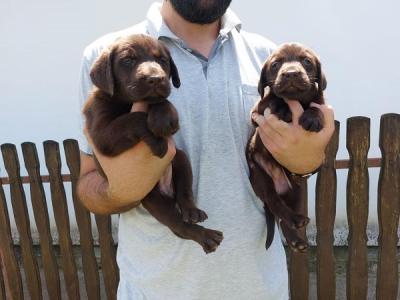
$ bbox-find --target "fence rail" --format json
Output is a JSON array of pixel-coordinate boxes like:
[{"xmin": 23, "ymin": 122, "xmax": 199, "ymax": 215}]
[{"xmin": 0, "ymin": 113, "xmax": 399, "ymax": 300}]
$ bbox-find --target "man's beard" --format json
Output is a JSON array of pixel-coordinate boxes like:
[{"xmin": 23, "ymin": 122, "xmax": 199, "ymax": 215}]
[{"xmin": 169, "ymin": 0, "xmax": 232, "ymax": 25}]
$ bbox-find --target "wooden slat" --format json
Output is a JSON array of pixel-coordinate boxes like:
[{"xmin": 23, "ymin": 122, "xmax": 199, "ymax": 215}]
[
  {"xmin": 0, "ymin": 256, "xmax": 5, "ymax": 300},
  {"xmin": 0, "ymin": 157, "xmax": 383, "ymax": 185},
  {"xmin": 335, "ymin": 157, "xmax": 381, "ymax": 169},
  {"xmin": 95, "ymin": 215, "xmax": 118, "ymax": 300},
  {"xmin": 0, "ymin": 179, "xmax": 23, "ymax": 300},
  {"xmin": 64, "ymin": 139, "xmax": 100, "ymax": 300},
  {"xmin": 21, "ymin": 142, "xmax": 62, "ymax": 300},
  {"xmin": 1, "ymin": 144, "xmax": 42, "ymax": 300},
  {"xmin": 376, "ymin": 113, "xmax": 400, "ymax": 300},
  {"xmin": 315, "ymin": 120, "xmax": 339, "ymax": 300},
  {"xmin": 289, "ymin": 178, "xmax": 309, "ymax": 300},
  {"xmin": 346, "ymin": 117, "xmax": 370, "ymax": 300},
  {"xmin": 43, "ymin": 140, "xmax": 80, "ymax": 300}
]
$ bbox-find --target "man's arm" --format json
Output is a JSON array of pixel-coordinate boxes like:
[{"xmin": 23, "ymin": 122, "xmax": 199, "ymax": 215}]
[
  {"xmin": 252, "ymin": 100, "xmax": 335, "ymax": 174},
  {"xmin": 77, "ymin": 138, "xmax": 175, "ymax": 215}
]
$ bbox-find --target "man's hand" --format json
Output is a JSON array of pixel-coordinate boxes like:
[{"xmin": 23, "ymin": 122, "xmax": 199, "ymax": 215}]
[{"xmin": 252, "ymin": 100, "xmax": 335, "ymax": 175}]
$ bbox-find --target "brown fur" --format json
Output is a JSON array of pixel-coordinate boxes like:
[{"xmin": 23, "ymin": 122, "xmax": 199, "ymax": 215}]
[
  {"xmin": 83, "ymin": 34, "xmax": 223, "ymax": 253},
  {"xmin": 246, "ymin": 43, "xmax": 327, "ymax": 252}
]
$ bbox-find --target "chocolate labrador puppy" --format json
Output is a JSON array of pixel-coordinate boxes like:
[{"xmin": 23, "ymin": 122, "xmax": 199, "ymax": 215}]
[
  {"xmin": 246, "ymin": 43, "xmax": 327, "ymax": 252},
  {"xmin": 83, "ymin": 34, "xmax": 223, "ymax": 253}
]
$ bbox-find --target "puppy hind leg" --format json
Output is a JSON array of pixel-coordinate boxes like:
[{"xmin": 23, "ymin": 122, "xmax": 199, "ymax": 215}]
[
  {"xmin": 172, "ymin": 149, "xmax": 207, "ymax": 224},
  {"xmin": 249, "ymin": 162, "xmax": 306, "ymax": 229},
  {"xmin": 281, "ymin": 182, "xmax": 310, "ymax": 229},
  {"xmin": 142, "ymin": 189, "xmax": 223, "ymax": 254},
  {"xmin": 280, "ymin": 220, "xmax": 308, "ymax": 253}
]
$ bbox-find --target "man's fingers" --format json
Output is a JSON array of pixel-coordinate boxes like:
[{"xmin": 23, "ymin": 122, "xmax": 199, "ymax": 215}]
[
  {"xmin": 264, "ymin": 108, "xmax": 290, "ymax": 134},
  {"xmin": 253, "ymin": 110, "xmax": 290, "ymax": 136},
  {"xmin": 251, "ymin": 112, "xmax": 266, "ymax": 127},
  {"xmin": 252, "ymin": 112, "xmax": 285, "ymax": 144},
  {"xmin": 285, "ymin": 100, "xmax": 304, "ymax": 125}
]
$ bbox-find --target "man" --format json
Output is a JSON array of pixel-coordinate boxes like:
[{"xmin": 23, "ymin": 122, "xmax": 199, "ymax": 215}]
[{"xmin": 77, "ymin": 1, "xmax": 334, "ymax": 299}]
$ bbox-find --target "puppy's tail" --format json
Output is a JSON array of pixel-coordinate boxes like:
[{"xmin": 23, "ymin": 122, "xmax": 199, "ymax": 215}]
[{"xmin": 264, "ymin": 205, "xmax": 275, "ymax": 250}]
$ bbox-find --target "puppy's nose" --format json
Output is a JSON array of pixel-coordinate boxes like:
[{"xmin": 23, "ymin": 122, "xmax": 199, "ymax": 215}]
[
  {"xmin": 282, "ymin": 70, "xmax": 301, "ymax": 79},
  {"xmin": 146, "ymin": 75, "xmax": 165, "ymax": 86}
]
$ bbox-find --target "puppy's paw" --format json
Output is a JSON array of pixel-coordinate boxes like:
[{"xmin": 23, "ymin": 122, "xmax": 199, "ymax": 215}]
[
  {"xmin": 198, "ymin": 229, "xmax": 224, "ymax": 254},
  {"xmin": 292, "ymin": 214, "xmax": 310, "ymax": 229},
  {"xmin": 299, "ymin": 107, "xmax": 324, "ymax": 132},
  {"xmin": 282, "ymin": 214, "xmax": 309, "ymax": 229},
  {"xmin": 288, "ymin": 237, "xmax": 309, "ymax": 253},
  {"xmin": 180, "ymin": 206, "xmax": 208, "ymax": 224},
  {"xmin": 144, "ymin": 136, "xmax": 168, "ymax": 158},
  {"xmin": 147, "ymin": 115, "xmax": 179, "ymax": 137}
]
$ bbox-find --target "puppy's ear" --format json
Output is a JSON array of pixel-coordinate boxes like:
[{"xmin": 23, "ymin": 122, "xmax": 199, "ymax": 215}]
[
  {"xmin": 159, "ymin": 40, "xmax": 181, "ymax": 88},
  {"xmin": 169, "ymin": 56, "xmax": 181, "ymax": 88},
  {"xmin": 257, "ymin": 63, "xmax": 269, "ymax": 98},
  {"xmin": 316, "ymin": 59, "xmax": 327, "ymax": 94},
  {"xmin": 90, "ymin": 48, "xmax": 114, "ymax": 96}
]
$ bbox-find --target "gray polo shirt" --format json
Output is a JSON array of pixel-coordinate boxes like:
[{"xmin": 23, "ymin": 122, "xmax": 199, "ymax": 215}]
[{"xmin": 78, "ymin": 3, "xmax": 288, "ymax": 299}]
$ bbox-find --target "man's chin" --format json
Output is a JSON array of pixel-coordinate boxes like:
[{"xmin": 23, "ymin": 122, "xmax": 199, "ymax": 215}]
[{"xmin": 169, "ymin": 0, "xmax": 232, "ymax": 25}]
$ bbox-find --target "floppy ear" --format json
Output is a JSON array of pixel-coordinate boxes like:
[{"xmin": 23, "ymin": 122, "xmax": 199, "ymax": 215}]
[
  {"xmin": 90, "ymin": 48, "xmax": 114, "ymax": 96},
  {"xmin": 158, "ymin": 40, "xmax": 181, "ymax": 88},
  {"xmin": 316, "ymin": 59, "xmax": 327, "ymax": 94},
  {"xmin": 257, "ymin": 64, "xmax": 269, "ymax": 98},
  {"xmin": 169, "ymin": 56, "xmax": 181, "ymax": 88}
]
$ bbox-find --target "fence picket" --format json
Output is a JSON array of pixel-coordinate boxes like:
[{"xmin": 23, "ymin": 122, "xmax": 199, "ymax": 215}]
[
  {"xmin": 0, "ymin": 256, "xmax": 5, "ymax": 300},
  {"xmin": 315, "ymin": 121, "xmax": 339, "ymax": 300},
  {"xmin": 21, "ymin": 142, "xmax": 62, "ymax": 300},
  {"xmin": 0, "ymin": 179, "xmax": 23, "ymax": 300},
  {"xmin": 95, "ymin": 215, "xmax": 119, "ymax": 300},
  {"xmin": 43, "ymin": 141, "xmax": 80, "ymax": 300},
  {"xmin": 376, "ymin": 113, "xmax": 400, "ymax": 300},
  {"xmin": 64, "ymin": 139, "xmax": 101, "ymax": 300},
  {"xmin": 289, "ymin": 179, "xmax": 309, "ymax": 300},
  {"xmin": 346, "ymin": 117, "xmax": 370, "ymax": 300},
  {"xmin": 1, "ymin": 144, "xmax": 42, "ymax": 300}
]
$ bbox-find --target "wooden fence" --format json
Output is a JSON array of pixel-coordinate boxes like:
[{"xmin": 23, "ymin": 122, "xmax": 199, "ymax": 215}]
[{"xmin": 0, "ymin": 113, "xmax": 399, "ymax": 300}]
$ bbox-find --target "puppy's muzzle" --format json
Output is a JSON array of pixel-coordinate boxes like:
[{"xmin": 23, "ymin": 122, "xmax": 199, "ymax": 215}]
[
  {"xmin": 281, "ymin": 70, "xmax": 302, "ymax": 80},
  {"xmin": 145, "ymin": 75, "xmax": 167, "ymax": 86}
]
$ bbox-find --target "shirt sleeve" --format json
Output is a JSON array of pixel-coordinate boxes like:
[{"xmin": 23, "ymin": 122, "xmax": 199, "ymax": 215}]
[{"xmin": 77, "ymin": 53, "xmax": 94, "ymax": 155}]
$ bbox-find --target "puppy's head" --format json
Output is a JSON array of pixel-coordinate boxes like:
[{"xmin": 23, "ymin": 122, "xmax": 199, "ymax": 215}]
[
  {"xmin": 258, "ymin": 43, "xmax": 327, "ymax": 105},
  {"xmin": 90, "ymin": 34, "xmax": 180, "ymax": 103}
]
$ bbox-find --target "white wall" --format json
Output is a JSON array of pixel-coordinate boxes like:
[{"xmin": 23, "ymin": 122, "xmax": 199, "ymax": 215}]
[{"xmin": 1, "ymin": 0, "xmax": 399, "ymax": 245}]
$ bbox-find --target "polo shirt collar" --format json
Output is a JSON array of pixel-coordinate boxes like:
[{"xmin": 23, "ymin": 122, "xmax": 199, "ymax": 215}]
[{"xmin": 146, "ymin": 2, "xmax": 242, "ymax": 40}]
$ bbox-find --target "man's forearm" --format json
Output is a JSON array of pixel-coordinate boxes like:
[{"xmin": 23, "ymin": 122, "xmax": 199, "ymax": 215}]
[{"xmin": 77, "ymin": 170, "xmax": 141, "ymax": 215}]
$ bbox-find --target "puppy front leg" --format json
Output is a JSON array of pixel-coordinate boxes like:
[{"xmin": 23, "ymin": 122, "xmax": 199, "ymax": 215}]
[
  {"xmin": 299, "ymin": 106, "xmax": 324, "ymax": 132},
  {"xmin": 267, "ymin": 96, "xmax": 292, "ymax": 123},
  {"xmin": 147, "ymin": 100, "xmax": 179, "ymax": 137},
  {"xmin": 90, "ymin": 112, "xmax": 150, "ymax": 156},
  {"xmin": 172, "ymin": 149, "xmax": 208, "ymax": 224}
]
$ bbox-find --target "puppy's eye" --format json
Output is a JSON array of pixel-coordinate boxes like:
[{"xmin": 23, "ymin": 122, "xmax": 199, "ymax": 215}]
[
  {"xmin": 122, "ymin": 58, "xmax": 136, "ymax": 66},
  {"xmin": 271, "ymin": 61, "xmax": 280, "ymax": 70},
  {"xmin": 302, "ymin": 58, "xmax": 313, "ymax": 68},
  {"xmin": 159, "ymin": 57, "xmax": 169, "ymax": 64}
]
